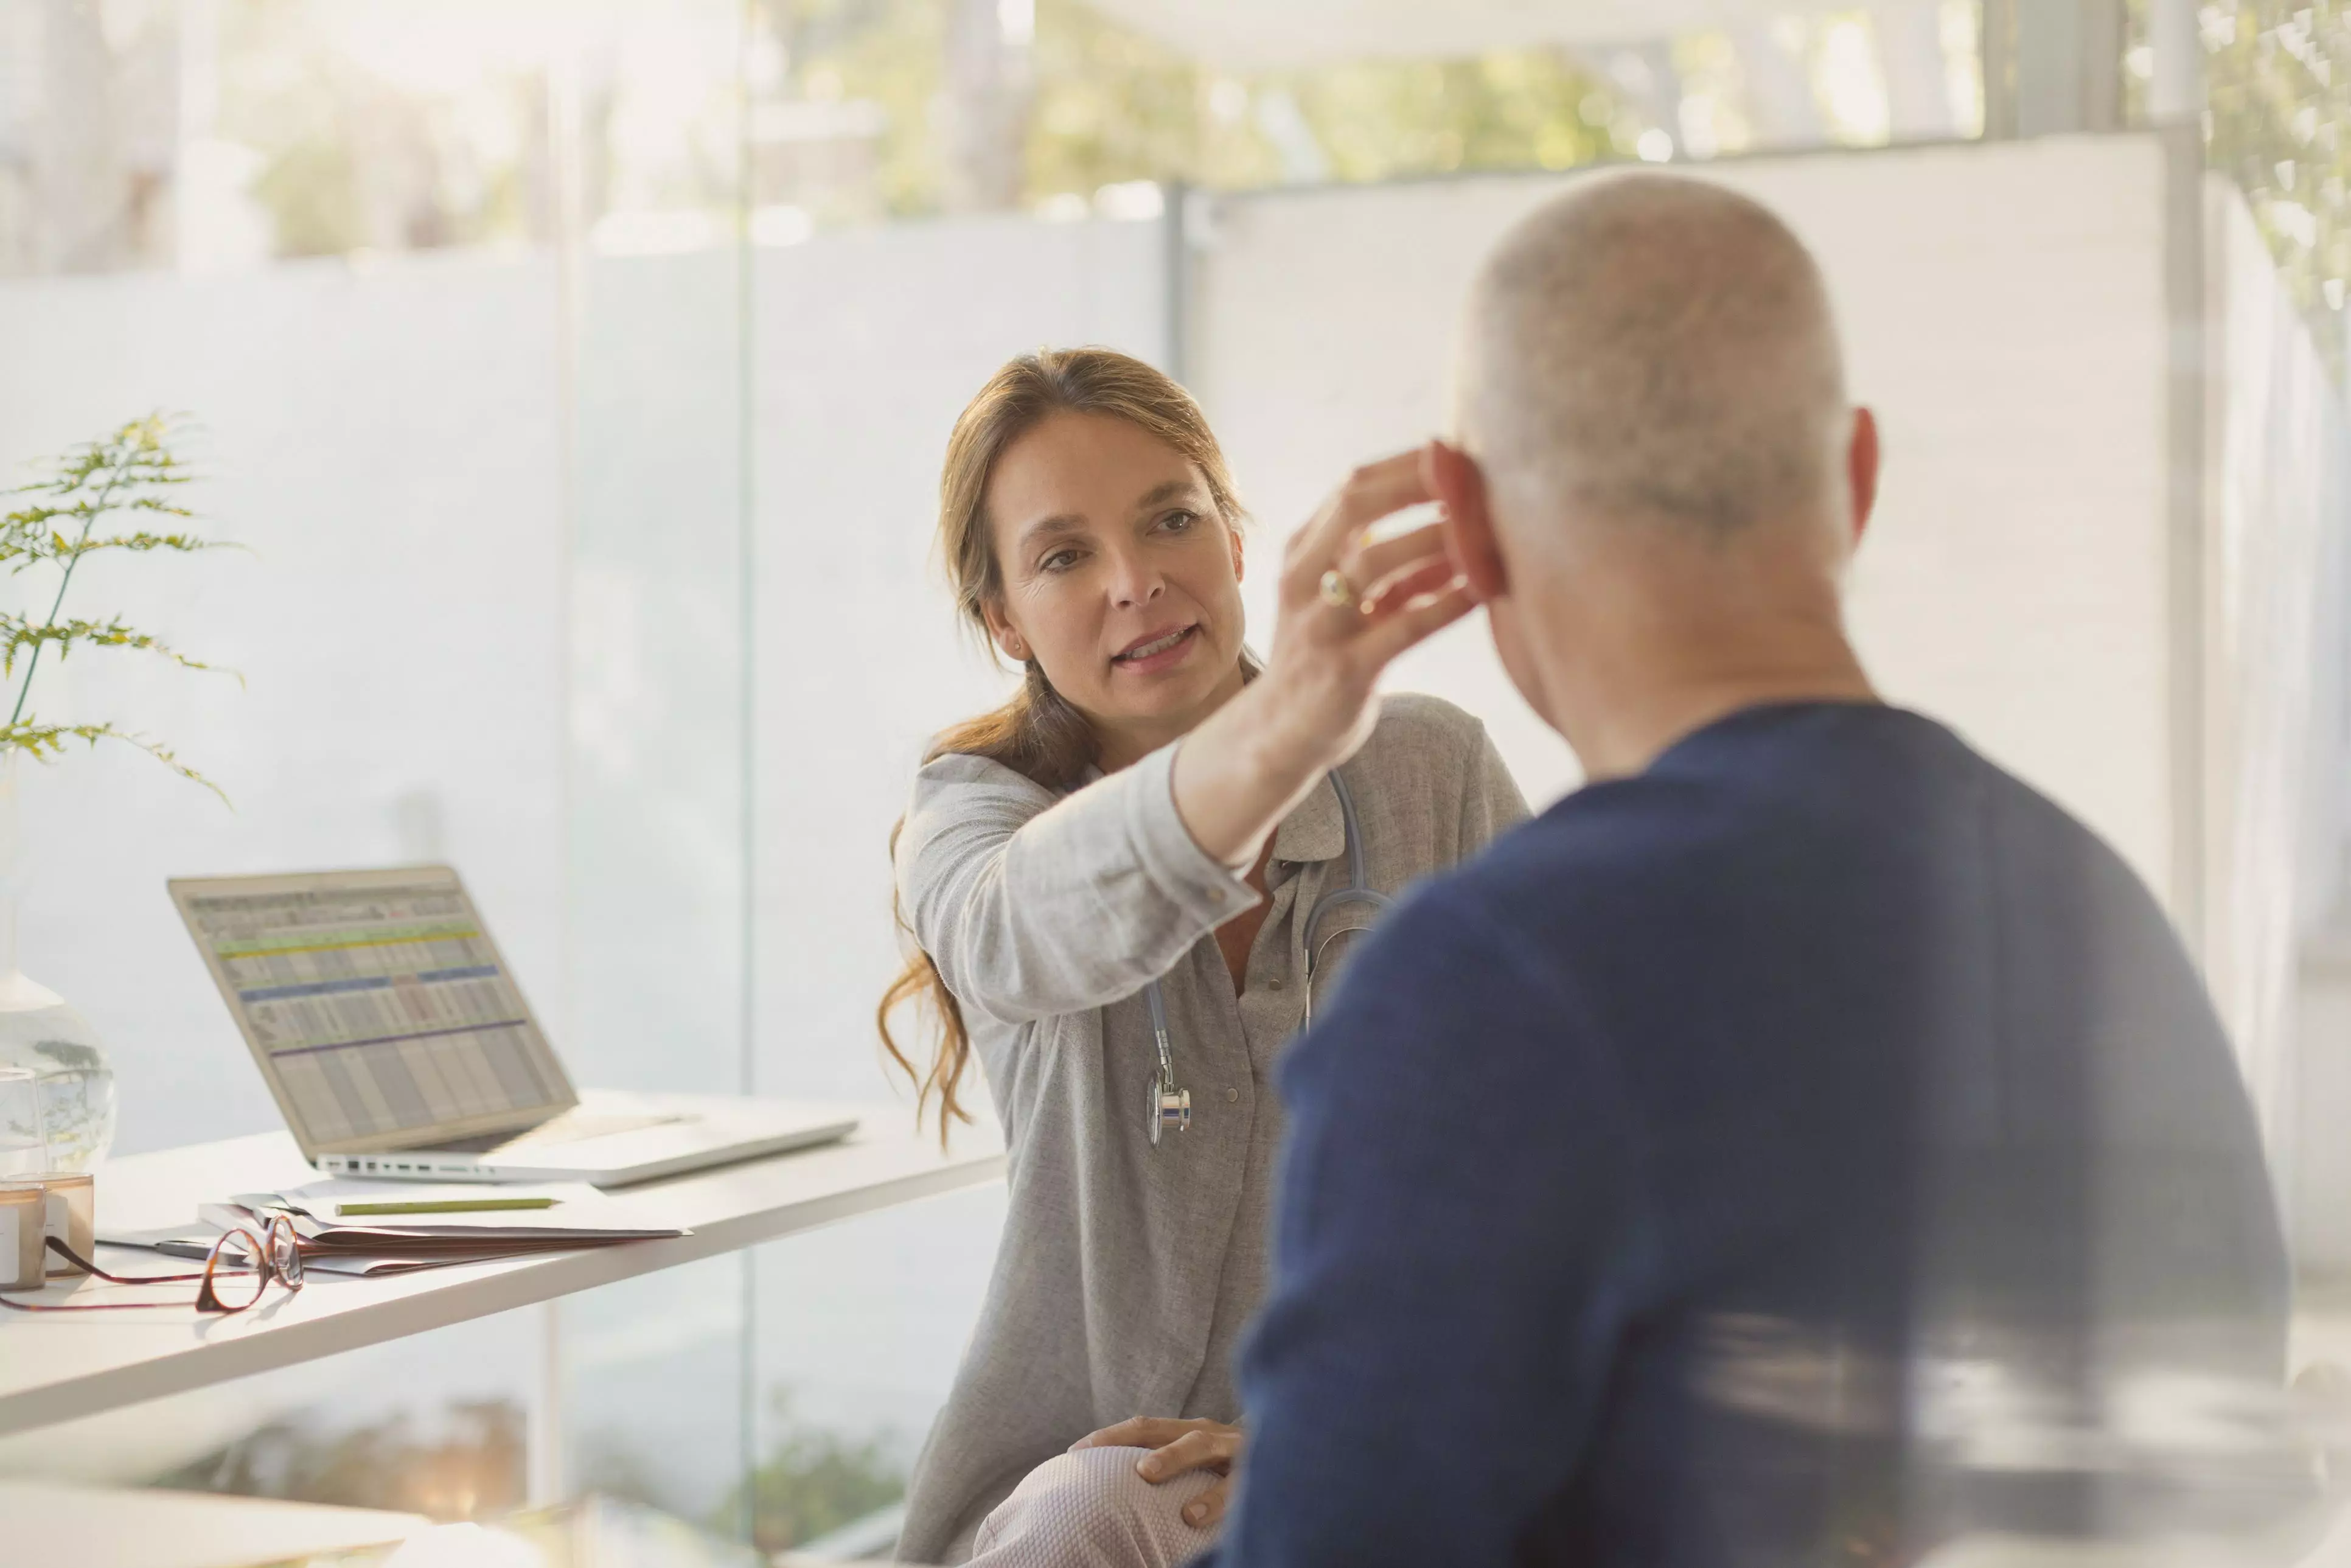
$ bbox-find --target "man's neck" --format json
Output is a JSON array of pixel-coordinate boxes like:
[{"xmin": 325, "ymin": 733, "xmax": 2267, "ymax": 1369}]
[
  {"xmin": 1561, "ymin": 642, "xmax": 1877, "ymax": 781},
  {"xmin": 1536, "ymin": 558, "xmax": 1878, "ymax": 780}
]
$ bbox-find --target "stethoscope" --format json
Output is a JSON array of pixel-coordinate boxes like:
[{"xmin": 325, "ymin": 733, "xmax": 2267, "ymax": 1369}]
[{"xmin": 1144, "ymin": 768, "xmax": 1389, "ymax": 1146}]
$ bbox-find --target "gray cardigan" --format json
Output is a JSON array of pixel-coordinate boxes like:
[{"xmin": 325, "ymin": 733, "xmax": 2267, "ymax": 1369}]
[{"xmin": 893, "ymin": 694, "xmax": 1529, "ymax": 1564}]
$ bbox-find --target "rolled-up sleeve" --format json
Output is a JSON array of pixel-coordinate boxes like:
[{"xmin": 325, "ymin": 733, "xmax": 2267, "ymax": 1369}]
[{"xmin": 897, "ymin": 742, "xmax": 1258, "ymax": 1026}]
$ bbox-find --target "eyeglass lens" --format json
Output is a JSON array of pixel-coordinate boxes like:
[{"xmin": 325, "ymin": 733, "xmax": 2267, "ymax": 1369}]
[
  {"xmin": 196, "ymin": 1218, "xmax": 304, "ymax": 1314},
  {"xmin": 1, "ymin": 1215, "xmax": 304, "ymax": 1314}
]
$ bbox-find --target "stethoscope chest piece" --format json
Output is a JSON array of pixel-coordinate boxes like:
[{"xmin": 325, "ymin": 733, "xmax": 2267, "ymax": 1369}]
[
  {"xmin": 1137, "ymin": 768, "xmax": 1389, "ymax": 1149},
  {"xmin": 1150, "ymin": 1082, "xmax": 1191, "ymax": 1146}
]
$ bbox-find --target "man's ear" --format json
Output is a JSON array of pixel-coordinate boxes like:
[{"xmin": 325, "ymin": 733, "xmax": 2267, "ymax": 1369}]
[
  {"xmin": 1423, "ymin": 438, "xmax": 1507, "ymax": 603},
  {"xmin": 980, "ymin": 595, "xmax": 1031, "ymax": 664},
  {"xmin": 1847, "ymin": 406, "xmax": 1881, "ymax": 546}
]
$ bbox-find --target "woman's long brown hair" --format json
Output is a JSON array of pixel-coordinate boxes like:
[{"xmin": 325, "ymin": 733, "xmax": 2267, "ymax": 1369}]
[{"xmin": 879, "ymin": 347, "xmax": 1245, "ymax": 1146}]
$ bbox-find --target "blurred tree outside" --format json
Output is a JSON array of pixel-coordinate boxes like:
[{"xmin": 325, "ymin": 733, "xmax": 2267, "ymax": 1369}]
[
  {"xmin": 232, "ymin": 5, "xmax": 552, "ymax": 258},
  {"xmin": 142, "ymin": 1384, "xmax": 907, "ymax": 1552},
  {"xmin": 9, "ymin": 0, "xmax": 2351, "ymax": 373},
  {"xmin": 0, "ymin": 0, "xmax": 2025, "ymax": 270},
  {"xmin": 753, "ymin": 0, "xmax": 946, "ymax": 226},
  {"xmin": 1, "ymin": 0, "xmax": 1639, "ymax": 267},
  {"xmin": 0, "ymin": 0, "xmax": 178, "ymax": 274},
  {"xmin": 148, "ymin": 1398, "xmax": 527, "ymax": 1522},
  {"xmin": 772, "ymin": 0, "xmax": 1627, "ymax": 217},
  {"xmin": 715, "ymin": 1389, "xmax": 906, "ymax": 1555},
  {"xmin": 2198, "ymin": 1, "xmax": 2351, "ymax": 375},
  {"xmin": 563, "ymin": 1382, "xmax": 906, "ymax": 1553}
]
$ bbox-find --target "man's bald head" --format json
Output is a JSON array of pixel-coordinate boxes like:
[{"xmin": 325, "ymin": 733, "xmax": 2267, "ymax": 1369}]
[{"xmin": 1458, "ymin": 172, "xmax": 1850, "ymax": 543}]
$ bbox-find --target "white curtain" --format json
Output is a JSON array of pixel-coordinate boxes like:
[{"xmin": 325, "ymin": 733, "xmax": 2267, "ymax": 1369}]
[{"xmin": 2206, "ymin": 178, "xmax": 2351, "ymax": 1227}]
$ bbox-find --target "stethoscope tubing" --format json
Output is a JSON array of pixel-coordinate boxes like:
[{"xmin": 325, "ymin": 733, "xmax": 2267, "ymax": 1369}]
[{"xmin": 1146, "ymin": 769, "xmax": 1390, "ymax": 1145}]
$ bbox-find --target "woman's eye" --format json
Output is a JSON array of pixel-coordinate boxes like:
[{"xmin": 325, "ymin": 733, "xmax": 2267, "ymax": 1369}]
[
  {"xmin": 1157, "ymin": 509, "xmax": 1198, "ymax": 534},
  {"xmin": 1041, "ymin": 549, "xmax": 1082, "ymax": 573}
]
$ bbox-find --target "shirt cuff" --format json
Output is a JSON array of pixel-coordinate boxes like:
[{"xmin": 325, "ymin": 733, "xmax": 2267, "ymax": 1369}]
[{"xmin": 1124, "ymin": 740, "xmax": 1259, "ymax": 922}]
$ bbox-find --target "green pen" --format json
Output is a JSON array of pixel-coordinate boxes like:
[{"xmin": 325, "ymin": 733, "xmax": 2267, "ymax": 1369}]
[{"xmin": 335, "ymin": 1196, "xmax": 560, "ymax": 1217}]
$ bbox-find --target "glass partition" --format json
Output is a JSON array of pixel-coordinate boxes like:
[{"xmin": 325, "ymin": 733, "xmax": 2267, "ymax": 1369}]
[
  {"xmin": 9, "ymin": 0, "xmax": 2350, "ymax": 1556},
  {"xmin": 0, "ymin": 0, "xmax": 769, "ymax": 1528}
]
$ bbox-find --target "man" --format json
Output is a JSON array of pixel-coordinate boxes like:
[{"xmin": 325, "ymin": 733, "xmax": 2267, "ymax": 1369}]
[{"xmin": 1205, "ymin": 173, "xmax": 2291, "ymax": 1566}]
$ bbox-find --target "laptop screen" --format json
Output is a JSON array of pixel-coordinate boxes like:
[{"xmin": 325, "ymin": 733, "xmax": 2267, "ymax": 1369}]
[{"xmin": 170, "ymin": 866, "xmax": 576, "ymax": 1156}]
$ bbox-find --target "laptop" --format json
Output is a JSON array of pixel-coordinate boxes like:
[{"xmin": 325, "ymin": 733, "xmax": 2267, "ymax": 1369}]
[{"xmin": 169, "ymin": 865, "xmax": 857, "ymax": 1186}]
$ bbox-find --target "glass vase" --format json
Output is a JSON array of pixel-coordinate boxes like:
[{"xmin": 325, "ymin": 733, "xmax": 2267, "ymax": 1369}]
[{"xmin": 0, "ymin": 753, "xmax": 117, "ymax": 1171}]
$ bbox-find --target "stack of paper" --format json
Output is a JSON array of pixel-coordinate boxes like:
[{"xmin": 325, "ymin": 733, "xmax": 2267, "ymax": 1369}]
[{"xmin": 105, "ymin": 1180, "xmax": 691, "ymax": 1278}]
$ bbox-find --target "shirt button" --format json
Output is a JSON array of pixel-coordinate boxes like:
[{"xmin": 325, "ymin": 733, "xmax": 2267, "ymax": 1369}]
[
  {"xmin": 1227, "ymin": 1089, "xmax": 1239, "ymax": 1102},
  {"xmin": 1210, "ymin": 889, "xmax": 1225, "ymax": 904},
  {"xmin": 1267, "ymin": 978, "xmax": 1283, "ymax": 991}
]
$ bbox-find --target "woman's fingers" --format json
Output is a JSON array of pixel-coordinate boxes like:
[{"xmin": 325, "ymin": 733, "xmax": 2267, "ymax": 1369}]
[
  {"xmin": 1071, "ymin": 1415, "xmax": 1188, "ymax": 1452},
  {"xmin": 1182, "ymin": 1474, "xmax": 1233, "ymax": 1530},
  {"xmin": 1359, "ymin": 556, "xmax": 1463, "ymax": 619},
  {"xmin": 1280, "ymin": 453, "xmax": 1433, "ymax": 605},
  {"xmin": 1073, "ymin": 1417, "xmax": 1237, "ymax": 1530},
  {"xmin": 1360, "ymin": 577, "xmax": 1480, "ymax": 664},
  {"xmin": 1337, "ymin": 519, "xmax": 1448, "ymax": 598},
  {"xmin": 1136, "ymin": 1426, "xmax": 1239, "ymax": 1480},
  {"xmin": 1235, "ymin": 445, "xmax": 1470, "ymax": 797}
]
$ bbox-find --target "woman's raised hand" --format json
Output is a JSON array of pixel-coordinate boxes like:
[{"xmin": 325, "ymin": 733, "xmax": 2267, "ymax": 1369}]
[
  {"xmin": 1263, "ymin": 448, "xmax": 1479, "ymax": 770},
  {"xmin": 1070, "ymin": 1415, "xmax": 1245, "ymax": 1530},
  {"xmin": 1171, "ymin": 447, "xmax": 1477, "ymax": 869}
]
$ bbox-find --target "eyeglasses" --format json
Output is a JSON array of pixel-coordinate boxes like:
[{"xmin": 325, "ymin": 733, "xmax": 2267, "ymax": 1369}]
[{"xmin": 0, "ymin": 1214, "xmax": 305, "ymax": 1315}]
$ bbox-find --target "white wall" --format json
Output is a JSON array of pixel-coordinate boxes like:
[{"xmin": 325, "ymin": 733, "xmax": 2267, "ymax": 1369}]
[
  {"xmin": 0, "ymin": 251, "xmax": 573, "ymax": 1488},
  {"xmin": 0, "ymin": 251, "xmax": 568, "ymax": 1158},
  {"xmin": 750, "ymin": 212, "xmax": 1169, "ymax": 1104},
  {"xmin": 1195, "ymin": 136, "xmax": 2181, "ymax": 912},
  {"xmin": 2204, "ymin": 184, "xmax": 2346, "ymax": 1211}
]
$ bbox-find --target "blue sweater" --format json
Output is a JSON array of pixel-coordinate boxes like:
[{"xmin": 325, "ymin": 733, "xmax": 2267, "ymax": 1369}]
[{"xmin": 1205, "ymin": 703, "xmax": 2288, "ymax": 1568}]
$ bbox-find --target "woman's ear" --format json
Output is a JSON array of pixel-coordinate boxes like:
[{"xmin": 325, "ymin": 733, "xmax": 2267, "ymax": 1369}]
[
  {"xmin": 1227, "ymin": 516, "xmax": 1245, "ymax": 584},
  {"xmin": 980, "ymin": 596, "xmax": 1031, "ymax": 664}
]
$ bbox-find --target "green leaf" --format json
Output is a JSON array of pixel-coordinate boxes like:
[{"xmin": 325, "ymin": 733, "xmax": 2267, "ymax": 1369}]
[
  {"xmin": 2, "ymin": 412, "xmax": 242, "ymax": 792},
  {"xmin": 0, "ymin": 720, "xmax": 230, "ymax": 806},
  {"xmin": 0, "ymin": 613, "xmax": 240, "ymax": 683}
]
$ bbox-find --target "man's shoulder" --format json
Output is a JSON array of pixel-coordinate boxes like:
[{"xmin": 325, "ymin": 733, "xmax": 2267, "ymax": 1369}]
[
  {"xmin": 1399, "ymin": 717, "xmax": 1965, "ymax": 950},
  {"xmin": 1344, "ymin": 787, "xmax": 1691, "ymax": 1016},
  {"xmin": 1429, "ymin": 767, "xmax": 1743, "ymax": 922},
  {"xmin": 1419, "ymin": 703, "xmax": 2180, "ymax": 975}
]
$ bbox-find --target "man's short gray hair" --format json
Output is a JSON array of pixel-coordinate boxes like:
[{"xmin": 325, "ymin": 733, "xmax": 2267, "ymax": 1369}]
[{"xmin": 1459, "ymin": 172, "xmax": 1849, "ymax": 538}]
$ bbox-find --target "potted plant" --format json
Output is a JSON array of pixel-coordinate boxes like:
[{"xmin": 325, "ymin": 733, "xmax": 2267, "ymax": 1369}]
[{"xmin": 1, "ymin": 416, "xmax": 232, "ymax": 1171}]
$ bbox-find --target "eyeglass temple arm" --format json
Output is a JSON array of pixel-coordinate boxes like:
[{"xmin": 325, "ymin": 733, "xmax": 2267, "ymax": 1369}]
[{"xmin": 42, "ymin": 1235, "xmax": 212, "ymax": 1284}]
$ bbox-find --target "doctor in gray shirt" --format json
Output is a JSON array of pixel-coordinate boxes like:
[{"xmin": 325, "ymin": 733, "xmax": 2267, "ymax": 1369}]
[{"xmin": 883, "ymin": 347, "xmax": 1527, "ymax": 1564}]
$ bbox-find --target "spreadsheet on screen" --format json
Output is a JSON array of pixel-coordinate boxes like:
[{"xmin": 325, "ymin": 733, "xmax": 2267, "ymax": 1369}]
[{"xmin": 182, "ymin": 879, "xmax": 563, "ymax": 1143}]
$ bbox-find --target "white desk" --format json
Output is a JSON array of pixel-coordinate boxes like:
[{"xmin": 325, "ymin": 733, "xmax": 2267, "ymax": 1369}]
[
  {"xmin": 0, "ymin": 1106, "xmax": 1004, "ymax": 1435},
  {"xmin": 0, "ymin": 1479, "xmax": 426, "ymax": 1568}
]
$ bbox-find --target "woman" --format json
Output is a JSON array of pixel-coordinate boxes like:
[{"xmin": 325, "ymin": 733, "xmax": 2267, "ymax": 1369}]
[{"xmin": 883, "ymin": 347, "xmax": 1528, "ymax": 1564}]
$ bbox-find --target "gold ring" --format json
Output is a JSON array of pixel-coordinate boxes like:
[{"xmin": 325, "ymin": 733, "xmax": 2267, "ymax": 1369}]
[{"xmin": 1318, "ymin": 568, "xmax": 1359, "ymax": 611}]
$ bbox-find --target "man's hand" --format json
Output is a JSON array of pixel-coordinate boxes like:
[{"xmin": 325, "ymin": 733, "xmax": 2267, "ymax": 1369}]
[{"xmin": 1070, "ymin": 1415, "xmax": 1245, "ymax": 1529}]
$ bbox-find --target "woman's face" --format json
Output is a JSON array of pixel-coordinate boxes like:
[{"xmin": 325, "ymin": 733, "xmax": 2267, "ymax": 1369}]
[{"xmin": 981, "ymin": 410, "xmax": 1247, "ymax": 765}]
